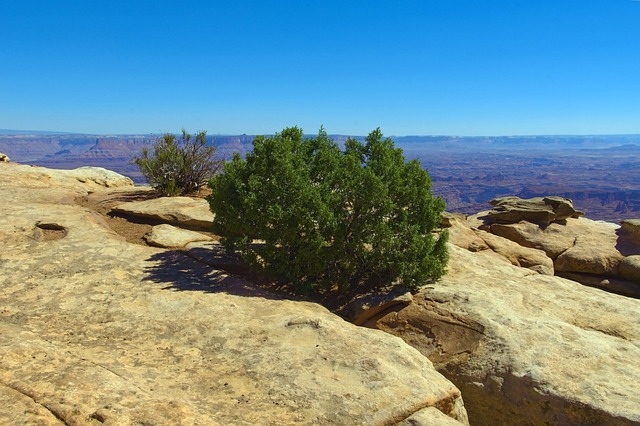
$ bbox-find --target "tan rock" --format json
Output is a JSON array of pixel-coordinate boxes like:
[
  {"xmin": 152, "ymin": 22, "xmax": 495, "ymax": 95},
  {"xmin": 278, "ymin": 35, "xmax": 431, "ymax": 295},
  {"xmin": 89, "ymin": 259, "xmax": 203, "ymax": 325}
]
[
  {"xmin": 348, "ymin": 289, "xmax": 414, "ymax": 326},
  {"xmin": 474, "ymin": 229, "xmax": 554, "ymax": 275},
  {"xmin": 144, "ymin": 223, "xmax": 212, "ymax": 248},
  {"xmin": 397, "ymin": 406, "xmax": 468, "ymax": 425},
  {"xmin": 490, "ymin": 221, "xmax": 575, "ymax": 259},
  {"xmin": 113, "ymin": 196, "xmax": 213, "ymax": 230},
  {"xmin": 441, "ymin": 212, "xmax": 467, "ymax": 227},
  {"xmin": 448, "ymin": 221, "xmax": 489, "ymax": 252},
  {"xmin": 618, "ymin": 255, "xmax": 640, "ymax": 281},
  {"xmin": 486, "ymin": 196, "xmax": 583, "ymax": 224},
  {"xmin": 0, "ymin": 152, "xmax": 9, "ymax": 162},
  {"xmin": 554, "ymin": 221, "xmax": 623, "ymax": 275},
  {"xmin": 491, "ymin": 218, "xmax": 629, "ymax": 277},
  {"xmin": 557, "ymin": 271, "xmax": 640, "ymax": 298},
  {"xmin": 0, "ymin": 164, "xmax": 469, "ymax": 425},
  {"xmin": 376, "ymin": 244, "xmax": 640, "ymax": 425},
  {"xmin": 620, "ymin": 219, "xmax": 640, "ymax": 241}
]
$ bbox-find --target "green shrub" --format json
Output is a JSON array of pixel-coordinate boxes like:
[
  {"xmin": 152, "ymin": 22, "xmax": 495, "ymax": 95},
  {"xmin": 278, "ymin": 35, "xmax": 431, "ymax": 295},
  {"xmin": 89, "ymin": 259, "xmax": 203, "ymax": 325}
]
[
  {"xmin": 208, "ymin": 127, "xmax": 448, "ymax": 294},
  {"xmin": 132, "ymin": 129, "xmax": 222, "ymax": 196}
]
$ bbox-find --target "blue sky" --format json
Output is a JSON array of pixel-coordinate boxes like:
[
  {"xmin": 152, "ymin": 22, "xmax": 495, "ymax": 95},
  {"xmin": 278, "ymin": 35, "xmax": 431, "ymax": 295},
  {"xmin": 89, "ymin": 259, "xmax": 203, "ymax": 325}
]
[{"xmin": 1, "ymin": 0, "xmax": 639, "ymax": 136}]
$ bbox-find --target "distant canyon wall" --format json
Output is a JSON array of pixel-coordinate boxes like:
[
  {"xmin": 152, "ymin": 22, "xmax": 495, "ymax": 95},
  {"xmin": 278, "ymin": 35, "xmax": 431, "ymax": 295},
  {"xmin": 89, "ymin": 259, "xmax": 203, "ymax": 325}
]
[{"xmin": 2, "ymin": 133, "xmax": 639, "ymax": 223}]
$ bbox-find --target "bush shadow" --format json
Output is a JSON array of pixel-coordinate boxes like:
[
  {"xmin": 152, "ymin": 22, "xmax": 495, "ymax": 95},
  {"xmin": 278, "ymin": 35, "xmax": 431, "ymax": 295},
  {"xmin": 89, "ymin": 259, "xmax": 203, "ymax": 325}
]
[{"xmin": 141, "ymin": 245, "xmax": 307, "ymax": 302}]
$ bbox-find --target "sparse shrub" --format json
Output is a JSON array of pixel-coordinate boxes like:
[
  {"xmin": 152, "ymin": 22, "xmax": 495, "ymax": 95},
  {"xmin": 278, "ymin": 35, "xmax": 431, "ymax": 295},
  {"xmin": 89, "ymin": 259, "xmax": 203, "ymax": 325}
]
[
  {"xmin": 133, "ymin": 129, "xmax": 222, "ymax": 196},
  {"xmin": 208, "ymin": 127, "xmax": 448, "ymax": 294}
]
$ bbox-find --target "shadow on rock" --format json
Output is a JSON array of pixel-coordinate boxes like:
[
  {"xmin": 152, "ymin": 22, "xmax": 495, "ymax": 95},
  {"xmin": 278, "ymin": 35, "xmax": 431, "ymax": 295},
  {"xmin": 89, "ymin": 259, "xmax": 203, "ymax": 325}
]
[{"xmin": 142, "ymin": 248, "xmax": 305, "ymax": 302}]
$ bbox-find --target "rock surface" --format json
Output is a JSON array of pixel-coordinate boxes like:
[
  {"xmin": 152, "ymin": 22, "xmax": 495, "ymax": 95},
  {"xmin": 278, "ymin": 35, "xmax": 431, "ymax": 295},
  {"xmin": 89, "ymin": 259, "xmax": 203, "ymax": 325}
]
[
  {"xmin": 375, "ymin": 244, "xmax": 640, "ymax": 426},
  {"xmin": 621, "ymin": 219, "xmax": 640, "ymax": 241},
  {"xmin": 473, "ymin": 229, "xmax": 554, "ymax": 275},
  {"xmin": 144, "ymin": 223, "xmax": 213, "ymax": 248},
  {"xmin": 485, "ymin": 196, "xmax": 583, "ymax": 224},
  {"xmin": 112, "ymin": 196, "xmax": 213, "ymax": 230},
  {"xmin": 0, "ymin": 162, "xmax": 468, "ymax": 425},
  {"xmin": 0, "ymin": 152, "xmax": 9, "ymax": 162}
]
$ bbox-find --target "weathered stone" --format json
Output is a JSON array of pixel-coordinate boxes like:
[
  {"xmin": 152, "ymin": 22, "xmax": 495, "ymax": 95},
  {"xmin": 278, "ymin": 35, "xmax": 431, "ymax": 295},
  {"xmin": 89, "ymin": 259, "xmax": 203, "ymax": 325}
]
[
  {"xmin": 0, "ymin": 164, "xmax": 468, "ymax": 425},
  {"xmin": 474, "ymin": 229, "xmax": 554, "ymax": 275},
  {"xmin": 397, "ymin": 406, "xmax": 468, "ymax": 426},
  {"xmin": 0, "ymin": 152, "xmax": 9, "ymax": 162},
  {"xmin": 490, "ymin": 221, "xmax": 575, "ymax": 259},
  {"xmin": 620, "ymin": 219, "xmax": 640, "ymax": 242},
  {"xmin": 618, "ymin": 255, "xmax": 640, "ymax": 281},
  {"xmin": 554, "ymin": 221, "xmax": 624, "ymax": 275},
  {"xmin": 491, "ymin": 217, "xmax": 634, "ymax": 279},
  {"xmin": 486, "ymin": 196, "xmax": 584, "ymax": 224},
  {"xmin": 448, "ymin": 221, "xmax": 490, "ymax": 252},
  {"xmin": 144, "ymin": 223, "xmax": 212, "ymax": 248},
  {"xmin": 557, "ymin": 272, "xmax": 640, "ymax": 298},
  {"xmin": 376, "ymin": 244, "xmax": 640, "ymax": 425},
  {"xmin": 441, "ymin": 212, "xmax": 467, "ymax": 227},
  {"xmin": 113, "ymin": 196, "xmax": 213, "ymax": 230},
  {"xmin": 348, "ymin": 289, "xmax": 414, "ymax": 326}
]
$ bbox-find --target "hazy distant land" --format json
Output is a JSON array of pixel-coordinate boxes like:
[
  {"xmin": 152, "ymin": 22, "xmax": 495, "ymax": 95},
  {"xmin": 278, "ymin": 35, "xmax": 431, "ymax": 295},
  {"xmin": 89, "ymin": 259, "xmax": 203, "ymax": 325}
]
[{"xmin": 1, "ymin": 131, "xmax": 639, "ymax": 222}]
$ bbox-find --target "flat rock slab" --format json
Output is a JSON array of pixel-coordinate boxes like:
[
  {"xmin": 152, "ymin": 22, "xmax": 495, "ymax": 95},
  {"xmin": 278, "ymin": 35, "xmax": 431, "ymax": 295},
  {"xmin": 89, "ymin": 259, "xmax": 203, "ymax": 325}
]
[
  {"xmin": 112, "ymin": 196, "xmax": 213, "ymax": 230},
  {"xmin": 144, "ymin": 223, "xmax": 213, "ymax": 248},
  {"xmin": 486, "ymin": 196, "xmax": 583, "ymax": 224},
  {"xmin": 0, "ymin": 164, "xmax": 468, "ymax": 425},
  {"xmin": 376, "ymin": 243, "xmax": 640, "ymax": 425}
]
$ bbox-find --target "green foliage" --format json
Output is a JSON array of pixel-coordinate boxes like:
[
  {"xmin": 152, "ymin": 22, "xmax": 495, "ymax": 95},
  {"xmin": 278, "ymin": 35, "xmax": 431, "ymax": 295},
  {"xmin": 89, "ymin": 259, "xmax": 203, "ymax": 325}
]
[
  {"xmin": 133, "ymin": 129, "xmax": 222, "ymax": 196},
  {"xmin": 208, "ymin": 127, "xmax": 448, "ymax": 294}
]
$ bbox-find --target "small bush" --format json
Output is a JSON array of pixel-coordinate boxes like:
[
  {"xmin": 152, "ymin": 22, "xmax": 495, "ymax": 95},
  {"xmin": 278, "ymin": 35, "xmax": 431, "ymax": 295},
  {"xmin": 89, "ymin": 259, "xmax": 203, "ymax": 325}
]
[
  {"xmin": 208, "ymin": 126, "xmax": 448, "ymax": 295},
  {"xmin": 132, "ymin": 129, "xmax": 222, "ymax": 196}
]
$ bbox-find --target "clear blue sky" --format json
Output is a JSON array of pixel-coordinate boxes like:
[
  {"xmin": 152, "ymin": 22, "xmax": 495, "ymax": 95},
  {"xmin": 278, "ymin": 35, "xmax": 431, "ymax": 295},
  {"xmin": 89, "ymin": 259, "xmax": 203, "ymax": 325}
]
[{"xmin": 1, "ymin": 0, "xmax": 639, "ymax": 136}]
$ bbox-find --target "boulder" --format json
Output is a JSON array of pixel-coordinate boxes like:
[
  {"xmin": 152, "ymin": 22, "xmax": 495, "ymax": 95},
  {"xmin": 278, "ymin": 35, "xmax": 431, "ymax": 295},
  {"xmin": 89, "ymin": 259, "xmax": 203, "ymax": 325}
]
[
  {"xmin": 620, "ymin": 219, "xmax": 640, "ymax": 242},
  {"xmin": 618, "ymin": 255, "xmax": 640, "ymax": 281},
  {"xmin": 113, "ymin": 196, "xmax": 213, "ymax": 230},
  {"xmin": 0, "ymin": 152, "xmax": 9, "ymax": 162},
  {"xmin": 64, "ymin": 166, "xmax": 134, "ymax": 188},
  {"xmin": 491, "ymin": 217, "xmax": 632, "ymax": 277},
  {"xmin": 0, "ymin": 164, "xmax": 469, "ymax": 425},
  {"xmin": 375, "ymin": 244, "xmax": 640, "ymax": 425},
  {"xmin": 144, "ymin": 224, "xmax": 213, "ymax": 248},
  {"xmin": 485, "ymin": 196, "xmax": 583, "ymax": 224},
  {"xmin": 490, "ymin": 221, "xmax": 576, "ymax": 259}
]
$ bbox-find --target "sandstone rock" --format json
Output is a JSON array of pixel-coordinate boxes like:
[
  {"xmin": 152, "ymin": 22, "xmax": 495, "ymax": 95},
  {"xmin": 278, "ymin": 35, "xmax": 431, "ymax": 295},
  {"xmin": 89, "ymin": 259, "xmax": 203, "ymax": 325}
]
[
  {"xmin": 491, "ymin": 217, "xmax": 632, "ymax": 278},
  {"xmin": 490, "ymin": 221, "xmax": 575, "ymax": 259},
  {"xmin": 554, "ymin": 221, "xmax": 624, "ymax": 275},
  {"xmin": 0, "ymin": 152, "xmax": 9, "ymax": 162},
  {"xmin": 348, "ymin": 288, "xmax": 414, "ymax": 326},
  {"xmin": 618, "ymin": 255, "xmax": 640, "ymax": 281},
  {"xmin": 557, "ymin": 272, "xmax": 640, "ymax": 298},
  {"xmin": 375, "ymin": 244, "xmax": 640, "ymax": 425},
  {"xmin": 620, "ymin": 219, "xmax": 640, "ymax": 241},
  {"xmin": 441, "ymin": 212, "xmax": 467, "ymax": 227},
  {"xmin": 0, "ymin": 164, "xmax": 469, "ymax": 425},
  {"xmin": 144, "ymin": 224, "xmax": 213, "ymax": 248},
  {"xmin": 485, "ymin": 196, "xmax": 583, "ymax": 224},
  {"xmin": 113, "ymin": 196, "xmax": 213, "ymax": 230},
  {"xmin": 474, "ymin": 229, "xmax": 554, "ymax": 275},
  {"xmin": 398, "ymin": 406, "xmax": 468, "ymax": 425},
  {"xmin": 448, "ymin": 221, "xmax": 490, "ymax": 253},
  {"xmin": 65, "ymin": 166, "xmax": 134, "ymax": 187}
]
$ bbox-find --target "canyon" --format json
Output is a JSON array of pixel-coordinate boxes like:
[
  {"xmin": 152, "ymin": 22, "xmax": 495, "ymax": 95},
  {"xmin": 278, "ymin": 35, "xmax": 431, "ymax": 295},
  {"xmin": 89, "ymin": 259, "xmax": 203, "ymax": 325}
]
[{"xmin": 2, "ymin": 131, "xmax": 639, "ymax": 223}]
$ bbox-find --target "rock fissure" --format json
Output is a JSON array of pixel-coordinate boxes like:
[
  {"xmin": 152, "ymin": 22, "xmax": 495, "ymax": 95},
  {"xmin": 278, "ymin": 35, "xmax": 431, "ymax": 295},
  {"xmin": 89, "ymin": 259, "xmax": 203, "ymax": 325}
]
[{"xmin": 0, "ymin": 380, "xmax": 69, "ymax": 425}]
